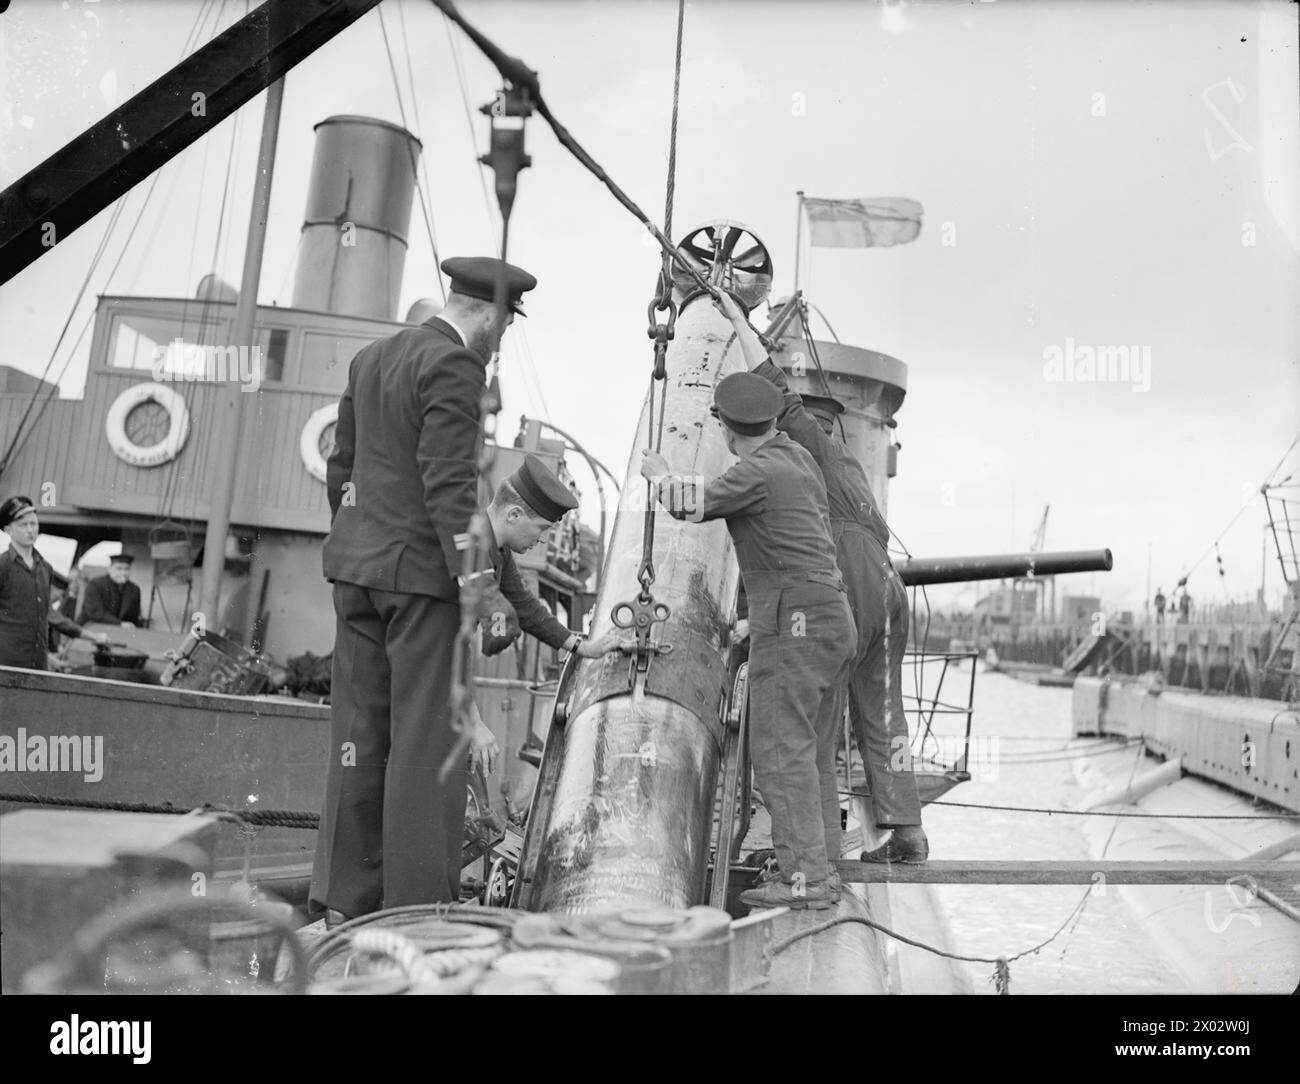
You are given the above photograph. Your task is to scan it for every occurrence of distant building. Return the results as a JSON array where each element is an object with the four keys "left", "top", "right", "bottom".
[
  {"left": 1061, "top": 594, "right": 1102, "bottom": 628},
  {"left": 974, "top": 583, "right": 1041, "bottom": 623}
]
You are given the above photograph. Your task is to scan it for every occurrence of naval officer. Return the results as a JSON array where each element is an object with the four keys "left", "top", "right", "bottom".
[
  {"left": 715, "top": 292, "right": 927, "bottom": 863},
  {"left": 81, "top": 551, "right": 144, "bottom": 627},
  {"left": 477, "top": 454, "right": 623, "bottom": 661},
  {"left": 641, "top": 371, "right": 856, "bottom": 910},
  {"left": 311, "top": 256, "right": 538, "bottom": 921}
]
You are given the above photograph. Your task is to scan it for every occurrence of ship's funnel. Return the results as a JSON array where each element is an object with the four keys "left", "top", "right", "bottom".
[{"left": 291, "top": 115, "right": 421, "bottom": 323}]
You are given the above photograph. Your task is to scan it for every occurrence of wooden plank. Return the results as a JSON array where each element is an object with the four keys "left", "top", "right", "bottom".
[{"left": 834, "top": 859, "right": 1300, "bottom": 886}]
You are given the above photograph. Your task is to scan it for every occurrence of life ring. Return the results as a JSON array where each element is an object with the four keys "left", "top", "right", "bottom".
[
  {"left": 300, "top": 403, "right": 339, "bottom": 483},
  {"left": 104, "top": 382, "right": 191, "bottom": 467}
]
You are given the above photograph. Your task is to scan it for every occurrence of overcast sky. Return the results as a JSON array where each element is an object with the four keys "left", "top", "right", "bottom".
[{"left": 2, "top": 0, "right": 1297, "bottom": 613}]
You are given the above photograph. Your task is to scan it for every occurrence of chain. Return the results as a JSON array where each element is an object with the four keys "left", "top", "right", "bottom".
[{"left": 440, "top": 83, "right": 531, "bottom": 784}]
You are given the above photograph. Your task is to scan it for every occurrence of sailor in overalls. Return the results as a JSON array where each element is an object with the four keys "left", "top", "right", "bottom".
[
  {"left": 641, "top": 371, "right": 856, "bottom": 910},
  {"left": 715, "top": 292, "right": 927, "bottom": 863}
]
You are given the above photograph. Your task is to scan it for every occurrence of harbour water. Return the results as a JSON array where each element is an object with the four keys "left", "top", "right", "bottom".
[{"left": 918, "top": 667, "right": 1193, "bottom": 994}]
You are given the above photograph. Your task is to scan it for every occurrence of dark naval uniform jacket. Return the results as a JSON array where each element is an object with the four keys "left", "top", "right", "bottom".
[
  {"left": 322, "top": 316, "right": 491, "bottom": 594},
  {"left": 312, "top": 316, "right": 494, "bottom": 918},
  {"left": 0, "top": 547, "right": 86, "bottom": 670},
  {"left": 487, "top": 521, "right": 573, "bottom": 650},
  {"left": 81, "top": 575, "right": 143, "bottom": 625}
]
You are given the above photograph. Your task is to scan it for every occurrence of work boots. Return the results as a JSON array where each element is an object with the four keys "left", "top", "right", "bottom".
[
  {"left": 755, "top": 862, "right": 844, "bottom": 898},
  {"left": 324, "top": 909, "right": 351, "bottom": 930},
  {"left": 740, "top": 876, "right": 838, "bottom": 911},
  {"left": 860, "top": 825, "right": 929, "bottom": 864}
]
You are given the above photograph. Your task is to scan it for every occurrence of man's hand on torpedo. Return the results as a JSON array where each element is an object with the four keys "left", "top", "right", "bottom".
[
  {"left": 712, "top": 289, "right": 746, "bottom": 326},
  {"left": 575, "top": 628, "right": 629, "bottom": 659},
  {"left": 640, "top": 449, "right": 670, "bottom": 482},
  {"left": 468, "top": 700, "right": 500, "bottom": 776}
]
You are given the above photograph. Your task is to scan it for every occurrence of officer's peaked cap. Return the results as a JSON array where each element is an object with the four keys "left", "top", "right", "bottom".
[
  {"left": 441, "top": 256, "right": 537, "bottom": 317},
  {"left": 508, "top": 455, "right": 578, "bottom": 522},
  {"left": 713, "top": 372, "right": 782, "bottom": 436}
]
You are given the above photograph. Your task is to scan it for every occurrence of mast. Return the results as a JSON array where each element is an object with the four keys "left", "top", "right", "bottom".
[
  {"left": 792, "top": 189, "right": 805, "bottom": 293},
  {"left": 197, "top": 79, "right": 285, "bottom": 632}
]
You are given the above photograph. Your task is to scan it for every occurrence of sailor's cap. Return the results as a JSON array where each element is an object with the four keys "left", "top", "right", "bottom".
[
  {"left": 712, "top": 372, "right": 783, "bottom": 436},
  {"left": 0, "top": 495, "right": 35, "bottom": 530},
  {"left": 508, "top": 455, "right": 579, "bottom": 522},
  {"left": 441, "top": 256, "right": 537, "bottom": 317}
]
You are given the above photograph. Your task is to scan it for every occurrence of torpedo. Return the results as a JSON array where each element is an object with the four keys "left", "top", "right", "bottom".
[{"left": 517, "top": 223, "right": 773, "bottom": 914}]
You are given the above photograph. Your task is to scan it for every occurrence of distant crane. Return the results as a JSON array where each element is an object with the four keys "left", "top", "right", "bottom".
[
  {"left": 1029, "top": 505, "right": 1050, "bottom": 553},
  {"left": 1015, "top": 505, "right": 1052, "bottom": 622}
]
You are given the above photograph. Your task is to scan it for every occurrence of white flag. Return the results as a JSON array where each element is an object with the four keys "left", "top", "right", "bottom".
[{"left": 803, "top": 196, "right": 924, "bottom": 248}]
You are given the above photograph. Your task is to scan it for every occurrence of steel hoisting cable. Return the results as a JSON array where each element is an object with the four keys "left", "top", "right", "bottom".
[
  {"left": 664, "top": 0, "right": 685, "bottom": 247},
  {"left": 636, "top": 0, "right": 687, "bottom": 600},
  {"left": 429, "top": 0, "right": 718, "bottom": 302}
]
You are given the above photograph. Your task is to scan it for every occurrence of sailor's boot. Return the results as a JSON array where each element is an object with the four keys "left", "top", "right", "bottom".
[
  {"left": 860, "top": 825, "right": 929, "bottom": 864},
  {"left": 739, "top": 876, "right": 837, "bottom": 911}
]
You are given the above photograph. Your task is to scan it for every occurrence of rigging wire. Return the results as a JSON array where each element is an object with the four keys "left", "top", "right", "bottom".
[
  {"left": 1180, "top": 429, "right": 1300, "bottom": 583},
  {"left": 395, "top": 0, "right": 447, "bottom": 305},
  {"left": 444, "top": 13, "right": 500, "bottom": 244},
  {"left": 377, "top": 2, "right": 446, "bottom": 303},
  {"left": 0, "top": 198, "right": 127, "bottom": 477},
  {"left": 807, "top": 300, "right": 841, "bottom": 344},
  {"left": 0, "top": 0, "right": 229, "bottom": 482}
]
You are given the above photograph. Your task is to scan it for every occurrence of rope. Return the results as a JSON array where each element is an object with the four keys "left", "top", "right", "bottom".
[
  {"left": 925, "top": 798, "right": 1300, "bottom": 821},
  {"left": 766, "top": 887, "right": 1093, "bottom": 994},
  {"left": 0, "top": 791, "right": 320, "bottom": 829}
]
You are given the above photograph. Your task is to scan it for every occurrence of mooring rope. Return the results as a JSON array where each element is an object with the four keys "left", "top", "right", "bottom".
[{"left": 0, "top": 791, "right": 319, "bottom": 829}]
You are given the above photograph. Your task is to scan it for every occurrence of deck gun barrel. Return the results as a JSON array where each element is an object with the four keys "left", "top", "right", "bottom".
[{"left": 894, "top": 548, "right": 1113, "bottom": 586}]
